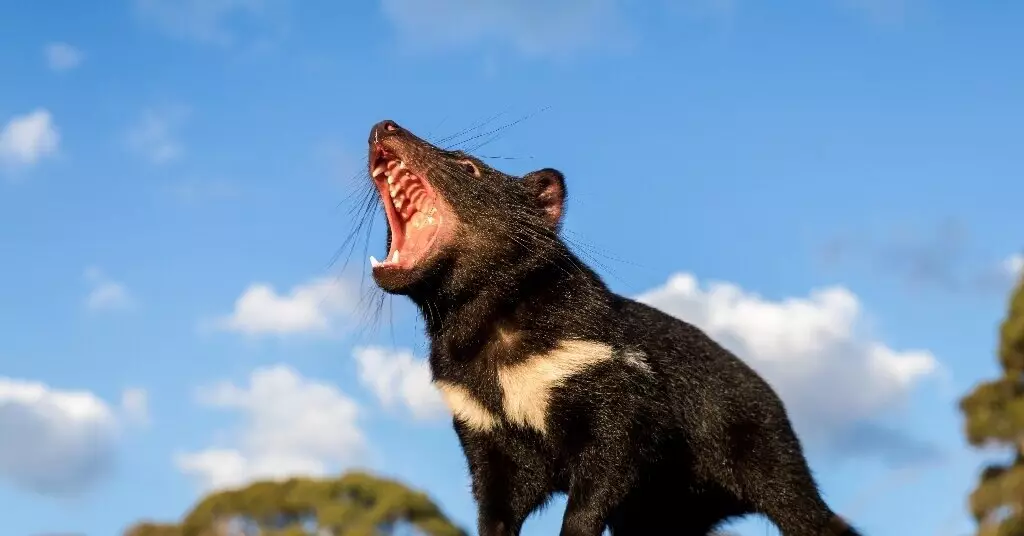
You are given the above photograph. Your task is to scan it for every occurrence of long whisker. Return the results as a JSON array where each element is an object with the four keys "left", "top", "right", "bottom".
[
  {"left": 435, "top": 108, "right": 513, "bottom": 146},
  {"left": 444, "top": 106, "right": 551, "bottom": 150}
]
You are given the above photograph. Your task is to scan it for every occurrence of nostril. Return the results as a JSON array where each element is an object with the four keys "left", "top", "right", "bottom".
[{"left": 369, "top": 120, "right": 401, "bottom": 145}]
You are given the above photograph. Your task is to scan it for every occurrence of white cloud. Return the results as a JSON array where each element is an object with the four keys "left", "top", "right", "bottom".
[
  {"left": 0, "top": 109, "right": 60, "bottom": 169},
  {"left": 353, "top": 346, "right": 446, "bottom": 420},
  {"left": 126, "top": 106, "right": 188, "bottom": 165},
  {"left": 1003, "top": 253, "right": 1023, "bottom": 280},
  {"left": 212, "top": 277, "right": 358, "bottom": 336},
  {"left": 379, "top": 0, "right": 627, "bottom": 57},
  {"left": 84, "top": 267, "right": 133, "bottom": 312},
  {"left": 0, "top": 377, "right": 124, "bottom": 495},
  {"left": 44, "top": 42, "right": 84, "bottom": 72},
  {"left": 176, "top": 365, "right": 366, "bottom": 491},
  {"left": 636, "top": 273, "right": 939, "bottom": 461}
]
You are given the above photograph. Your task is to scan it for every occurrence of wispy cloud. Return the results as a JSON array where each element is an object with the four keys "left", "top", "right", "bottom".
[
  {"left": 43, "top": 42, "right": 84, "bottom": 72},
  {"left": 821, "top": 219, "right": 1024, "bottom": 295},
  {"left": 1004, "top": 253, "right": 1024, "bottom": 280},
  {"left": 125, "top": 105, "right": 189, "bottom": 165},
  {"left": 378, "top": 0, "right": 895, "bottom": 59},
  {"left": 837, "top": 0, "right": 913, "bottom": 25},
  {"left": 132, "top": 0, "right": 291, "bottom": 47},
  {"left": 120, "top": 387, "right": 151, "bottom": 426},
  {"left": 379, "top": 0, "right": 630, "bottom": 58},
  {"left": 84, "top": 267, "right": 134, "bottom": 312}
]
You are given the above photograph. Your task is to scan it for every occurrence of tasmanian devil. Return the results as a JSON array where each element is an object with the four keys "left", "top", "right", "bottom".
[{"left": 361, "top": 119, "right": 862, "bottom": 536}]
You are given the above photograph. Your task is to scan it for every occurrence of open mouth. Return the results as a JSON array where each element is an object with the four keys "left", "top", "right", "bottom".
[{"left": 369, "top": 146, "right": 444, "bottom": 272}]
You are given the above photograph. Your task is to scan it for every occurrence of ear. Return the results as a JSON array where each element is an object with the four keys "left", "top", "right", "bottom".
[{"left": 522, "top": 168, "right": 567, "bottom": 230}]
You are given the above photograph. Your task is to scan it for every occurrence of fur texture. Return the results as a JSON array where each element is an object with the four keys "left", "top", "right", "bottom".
[{"left": 362, "top": 119, "right": 863, "bottom": 536}]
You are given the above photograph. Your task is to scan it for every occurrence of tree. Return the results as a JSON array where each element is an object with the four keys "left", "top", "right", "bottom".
[
  {"left": 123, "top": 471, "right": 468, "bottom": 536},
  {"left": 124, "top": 523, "right": 182, "bottom": 536},
  {"left": 960, "top": 273, "right": 1024, "bottom": 536}
]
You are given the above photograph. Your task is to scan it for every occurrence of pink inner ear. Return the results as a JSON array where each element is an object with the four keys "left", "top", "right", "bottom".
[
  {"left": 546, "top": 203, "right": 562, "bottom": 222},
  {"left": 539, "top": 183, "right": 564, "bottom": 224}
]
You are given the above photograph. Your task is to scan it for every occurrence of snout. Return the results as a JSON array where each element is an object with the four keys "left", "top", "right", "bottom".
[{"left": 369, "top": 119, "right": 402, "bottom": 146}]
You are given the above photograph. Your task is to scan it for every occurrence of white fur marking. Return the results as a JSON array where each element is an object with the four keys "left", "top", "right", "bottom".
[
  {"left": 622, "top": 350, "right": 652, "bottom": 373},
  {"left": 434, "top": 380, "right": 499, "bottom": 432},
  {"left": 497, "top": 339, "right": 615, "bottom": 434}
]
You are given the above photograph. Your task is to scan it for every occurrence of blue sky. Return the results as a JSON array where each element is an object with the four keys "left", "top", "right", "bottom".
[{"left": 1, "top": 1, "right": 1022, "bottom": 535}]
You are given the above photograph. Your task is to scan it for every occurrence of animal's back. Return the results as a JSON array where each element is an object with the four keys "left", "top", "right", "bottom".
[{"left": 607, "top": 295, "right": 862, "bottom": 535}]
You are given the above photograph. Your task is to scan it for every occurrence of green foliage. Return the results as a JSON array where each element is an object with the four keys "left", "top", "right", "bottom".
[
  {"left": 123, "top": 522, "right": 183, "bottom": 536},
  {"left": 960, "top": 274, "right": 1024, "bottom": 536},
  {"left": 123, "top": 471, "right": 468, "bottom": 536}
]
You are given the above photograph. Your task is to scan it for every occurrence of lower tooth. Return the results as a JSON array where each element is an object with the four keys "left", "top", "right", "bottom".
[
  {"left": 392, "top": 250, "right": 400, "bottom": 263},
  {"left": 369, "top": 255, "right": 380, "bottom": 267}
]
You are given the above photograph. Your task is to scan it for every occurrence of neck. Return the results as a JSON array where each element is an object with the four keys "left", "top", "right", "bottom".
[{"left": 412, "top": 248, "right": 609, "bottom": 355}]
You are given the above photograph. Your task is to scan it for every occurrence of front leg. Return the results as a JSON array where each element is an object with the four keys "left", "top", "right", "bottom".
[
  {"left": 454, "top": 421, "right": 550, "bottom": 536},
  {"left": 559, "top": 445, "right": 636, "bottom": 536}
]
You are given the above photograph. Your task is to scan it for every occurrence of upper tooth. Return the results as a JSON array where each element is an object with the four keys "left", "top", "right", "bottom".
[
  {"left": 372, "top": 165, "right": 386, "bottom": 177},
  {"left": 395, "top": 199, "right": 403, "bottom": 209},
  {"left": 389, "top": 185, "right": 398, "bottom": 197},
  {"left": 387, "top": 176, "right": 393, "bottom": 184}
]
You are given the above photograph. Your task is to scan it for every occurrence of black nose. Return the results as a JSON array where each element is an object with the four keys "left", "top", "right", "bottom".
[{"left": 369, "top": 119, "right": 401, "bottom": 144}]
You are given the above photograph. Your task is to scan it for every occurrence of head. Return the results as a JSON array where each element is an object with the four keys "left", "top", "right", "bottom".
[{"left": 365, "top": 119, "right": 569, "bottom": 300}]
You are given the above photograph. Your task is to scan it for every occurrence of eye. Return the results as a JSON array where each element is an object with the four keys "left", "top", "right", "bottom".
[{"left": 458, "top": 159, "right": 481, "bottom": 177}]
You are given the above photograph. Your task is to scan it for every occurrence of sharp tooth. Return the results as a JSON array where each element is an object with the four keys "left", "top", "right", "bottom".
[
  {"left": 370, "top": 255, "right": 380, "bottom": 267},
  {"left": 392, "top": 250, "right": 400, "bottom": 263},
  {"left": 372, "top": 165, "right": 386, "bottom": 177}
]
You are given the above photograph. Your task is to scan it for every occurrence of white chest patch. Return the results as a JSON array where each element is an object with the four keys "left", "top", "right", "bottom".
[
  {"left": 433, "top": 340, "right": 616, "bottom": 435},
  {"left": 434, "top": 380, "right": 500, "bottom": 433},
  {"left": 497, "top": 339, "right": 615, "bottom": 435}
]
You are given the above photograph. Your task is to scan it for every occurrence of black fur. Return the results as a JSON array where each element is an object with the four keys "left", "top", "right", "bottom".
[{"left": 361, "top": 119, "right": 863, "bottom": 536}]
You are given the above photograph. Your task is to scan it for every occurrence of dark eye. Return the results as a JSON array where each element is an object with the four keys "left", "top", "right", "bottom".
[{"left": 459, "top": 159, "right": 480, "bottom": 177}]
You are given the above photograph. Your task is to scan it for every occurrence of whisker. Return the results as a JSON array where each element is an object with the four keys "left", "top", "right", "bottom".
[
  {"left": 435, "top": 108, "right": 514, "bottom": 146},
  {"left": 477, "top": 154, "right": 535, "bottom": 161},
  {"left": 444, "top": 105, "right": 551, "bottom": 150}
]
